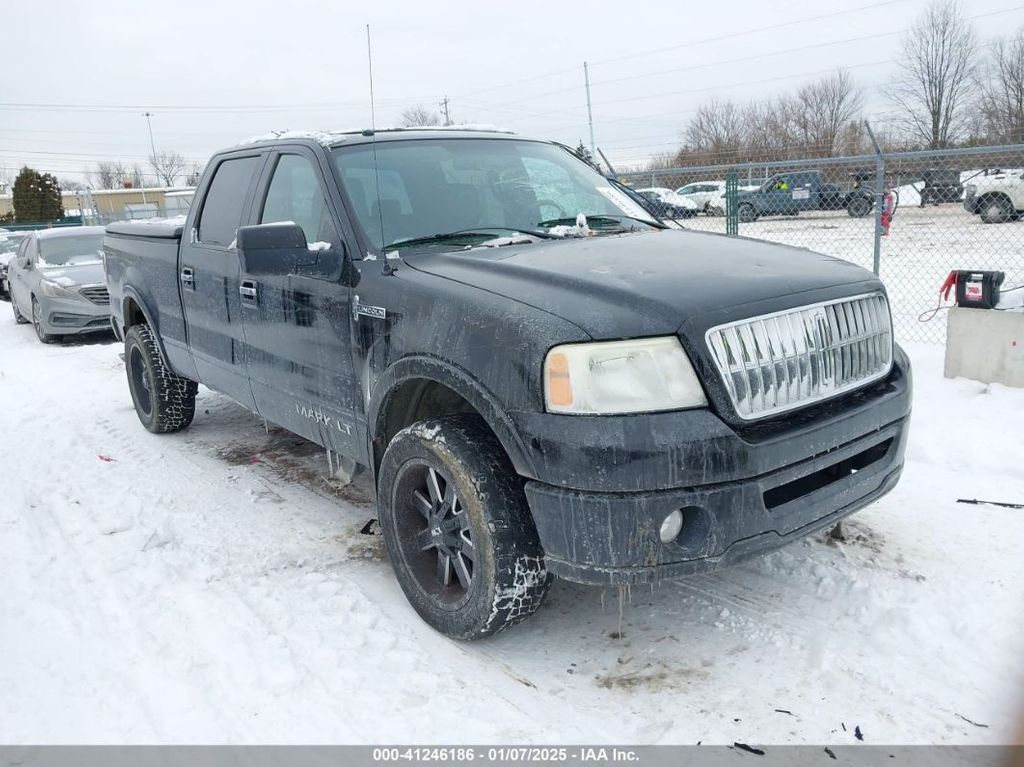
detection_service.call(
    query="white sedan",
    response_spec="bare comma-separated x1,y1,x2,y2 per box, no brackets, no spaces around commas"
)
674,181,727,214
635,187,700,218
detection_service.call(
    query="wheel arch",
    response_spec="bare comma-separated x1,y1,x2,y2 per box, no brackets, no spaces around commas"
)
368,355,536,485
121,290,172,368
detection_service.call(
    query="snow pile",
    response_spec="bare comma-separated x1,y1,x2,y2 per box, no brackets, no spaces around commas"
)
0,318,1021,744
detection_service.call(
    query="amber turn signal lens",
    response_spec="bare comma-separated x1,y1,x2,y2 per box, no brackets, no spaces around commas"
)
546,352,573,407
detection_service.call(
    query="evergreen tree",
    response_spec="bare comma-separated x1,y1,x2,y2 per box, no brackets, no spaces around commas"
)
12,167,63,223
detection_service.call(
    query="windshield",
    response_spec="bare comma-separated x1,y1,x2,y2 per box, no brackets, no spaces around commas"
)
38,234,104,267
331,138,658,252
0,235,25,255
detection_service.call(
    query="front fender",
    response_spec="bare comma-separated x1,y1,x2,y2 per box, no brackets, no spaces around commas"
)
367,354,537,482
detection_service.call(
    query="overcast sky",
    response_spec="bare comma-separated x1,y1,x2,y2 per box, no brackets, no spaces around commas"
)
1,0,1020,186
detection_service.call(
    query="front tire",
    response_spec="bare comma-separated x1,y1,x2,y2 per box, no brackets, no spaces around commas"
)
31,298,57,343
738,203,757,223
979,195,1014,224
378,415,551,640
124,324,198,433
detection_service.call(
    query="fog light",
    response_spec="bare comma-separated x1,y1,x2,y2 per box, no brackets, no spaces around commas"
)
659,509,684,543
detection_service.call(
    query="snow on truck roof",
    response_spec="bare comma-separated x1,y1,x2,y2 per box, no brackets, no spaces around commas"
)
236,124,515,149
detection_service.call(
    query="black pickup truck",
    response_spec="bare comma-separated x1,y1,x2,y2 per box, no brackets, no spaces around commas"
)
104,128,911,639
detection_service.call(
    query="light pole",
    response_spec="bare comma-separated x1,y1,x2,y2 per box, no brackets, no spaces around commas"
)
142,111,157,158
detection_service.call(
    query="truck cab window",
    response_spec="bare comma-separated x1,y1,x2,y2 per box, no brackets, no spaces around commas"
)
196,156,260,247
261,154,341,277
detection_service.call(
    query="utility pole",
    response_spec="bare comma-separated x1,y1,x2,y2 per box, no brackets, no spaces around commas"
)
583,61,595,157
439,96,452,126
142,111,157,198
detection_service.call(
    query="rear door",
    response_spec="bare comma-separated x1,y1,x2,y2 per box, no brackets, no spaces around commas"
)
180,153,265,409
239,147,361,457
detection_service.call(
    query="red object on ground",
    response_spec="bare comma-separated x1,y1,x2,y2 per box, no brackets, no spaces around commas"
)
880,189,896,236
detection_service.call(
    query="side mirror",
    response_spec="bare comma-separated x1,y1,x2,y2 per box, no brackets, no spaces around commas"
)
236,223,317,277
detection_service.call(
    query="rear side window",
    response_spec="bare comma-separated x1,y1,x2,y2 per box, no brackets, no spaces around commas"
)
197,156,260,246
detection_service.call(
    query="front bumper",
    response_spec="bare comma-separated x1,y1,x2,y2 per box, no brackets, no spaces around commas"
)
518,349,912,586
39,295,112,335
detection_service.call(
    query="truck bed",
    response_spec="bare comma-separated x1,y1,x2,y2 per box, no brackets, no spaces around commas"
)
104,219,195,380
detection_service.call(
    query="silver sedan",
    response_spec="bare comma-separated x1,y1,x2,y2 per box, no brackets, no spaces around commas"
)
8,226,112,343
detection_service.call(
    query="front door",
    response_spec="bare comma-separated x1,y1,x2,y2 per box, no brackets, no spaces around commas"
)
8,237,32,316
240,149,362,459
179,153,264,410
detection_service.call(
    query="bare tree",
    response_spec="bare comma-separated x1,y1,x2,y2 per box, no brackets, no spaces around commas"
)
149,150,186,187
58,177,85,192
977,29,1024,144
886,0,977,148
784,70,863,156
742,99,790,161
684,98,745,160
398,105,442,128
183,163,205,187
90,161,126,189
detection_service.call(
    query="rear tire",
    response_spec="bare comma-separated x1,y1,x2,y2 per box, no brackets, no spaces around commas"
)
124,324,197,433
979,195,1014,224
846,195,872,218
377,414,551,640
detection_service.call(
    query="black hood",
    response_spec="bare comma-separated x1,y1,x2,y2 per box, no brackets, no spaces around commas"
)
405,229,881,339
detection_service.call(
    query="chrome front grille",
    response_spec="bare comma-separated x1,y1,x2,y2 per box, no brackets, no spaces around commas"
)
705,293,893,420
79,285,110,305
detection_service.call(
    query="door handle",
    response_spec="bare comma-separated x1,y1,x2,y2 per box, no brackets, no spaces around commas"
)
180,267,195,291
239,280,258,305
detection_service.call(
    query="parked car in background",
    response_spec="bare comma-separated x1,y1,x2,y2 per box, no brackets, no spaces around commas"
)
918,168,963,206
736,171,874,222
674,181,726,214
8,226,111,343
964,168,1024,224
635,187,699,218
0,232,27,300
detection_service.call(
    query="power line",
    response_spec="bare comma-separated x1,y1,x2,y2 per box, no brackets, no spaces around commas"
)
594,0,905,67
493,6,1022,110
452,0,909,102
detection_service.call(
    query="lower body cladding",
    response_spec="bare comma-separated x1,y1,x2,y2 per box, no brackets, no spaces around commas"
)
517,356,912,586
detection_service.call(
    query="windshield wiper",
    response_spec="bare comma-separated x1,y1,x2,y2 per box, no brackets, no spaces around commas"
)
536,213,661,230
385,227,555,251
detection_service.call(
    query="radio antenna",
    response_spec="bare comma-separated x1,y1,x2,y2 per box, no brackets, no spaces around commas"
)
366,24,392,274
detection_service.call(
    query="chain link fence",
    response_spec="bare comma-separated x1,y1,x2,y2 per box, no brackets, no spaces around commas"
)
618,144,1024,343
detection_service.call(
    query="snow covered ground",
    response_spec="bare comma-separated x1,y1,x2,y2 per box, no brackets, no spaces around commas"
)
1,312,1023,745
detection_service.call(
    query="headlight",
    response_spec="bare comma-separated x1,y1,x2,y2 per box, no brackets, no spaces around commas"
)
40,279,80,299
544,337,707,415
